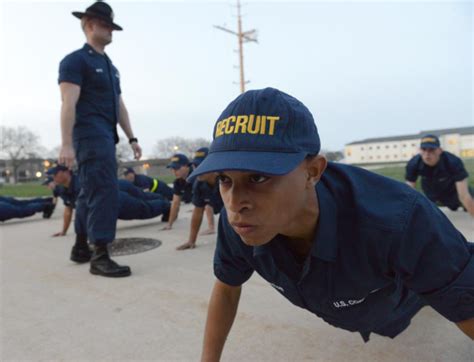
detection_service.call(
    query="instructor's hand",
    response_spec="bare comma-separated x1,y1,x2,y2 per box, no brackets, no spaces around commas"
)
59,144,75,169
52,231,66,237
131,142,142,160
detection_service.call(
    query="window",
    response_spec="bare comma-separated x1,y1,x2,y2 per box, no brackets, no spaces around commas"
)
402,144,407,148
361,156,365,160
385,145,389,149
361,147,364,151
369,146,373,150
376,146,380,149
394,155,398,158
393,145,397,148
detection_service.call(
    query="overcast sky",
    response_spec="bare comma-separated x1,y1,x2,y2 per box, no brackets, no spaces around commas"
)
0,0,472,158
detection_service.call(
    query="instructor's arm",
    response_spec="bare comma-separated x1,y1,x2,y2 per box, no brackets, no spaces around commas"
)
59,82,80,168
201,280,242,362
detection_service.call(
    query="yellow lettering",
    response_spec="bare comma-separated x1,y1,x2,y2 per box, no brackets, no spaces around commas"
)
215,120,224,137
259,116,266,135
267,116,280,135
234,115,248,134
247,114,260,134
225,116,236,134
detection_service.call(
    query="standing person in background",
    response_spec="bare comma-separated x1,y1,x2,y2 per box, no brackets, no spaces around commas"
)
405,134,474,217
58,1,142,277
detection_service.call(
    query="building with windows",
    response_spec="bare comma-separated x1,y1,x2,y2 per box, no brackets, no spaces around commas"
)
344,126,474,165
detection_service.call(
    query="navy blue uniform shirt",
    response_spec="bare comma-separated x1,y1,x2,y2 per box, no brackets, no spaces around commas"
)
57,173,81,209
58,43,121,143
173,175,193,204
406,152,468,206
192,181,223,214
214,162,474,340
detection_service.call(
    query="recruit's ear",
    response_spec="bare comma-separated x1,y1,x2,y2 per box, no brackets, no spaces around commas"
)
306,155,327,185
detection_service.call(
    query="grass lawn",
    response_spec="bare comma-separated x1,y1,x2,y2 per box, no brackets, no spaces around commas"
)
0,174,177,198
0,182,51,197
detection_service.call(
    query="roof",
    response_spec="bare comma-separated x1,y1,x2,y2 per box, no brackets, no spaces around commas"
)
347,126,474,146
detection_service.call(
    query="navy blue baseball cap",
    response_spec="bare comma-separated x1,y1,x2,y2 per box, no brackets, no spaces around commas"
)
420,134,440,149
192,147,209,166
123,167,135,175
188,87,320,181
167,153,190,170
46,164,69,175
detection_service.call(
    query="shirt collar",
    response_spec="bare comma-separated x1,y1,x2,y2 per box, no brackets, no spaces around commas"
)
252,180,338,261
310,179,338,262
83,43,107,58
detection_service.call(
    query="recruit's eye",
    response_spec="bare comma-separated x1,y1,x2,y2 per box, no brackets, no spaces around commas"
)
248,174,269,184
216,174,232,186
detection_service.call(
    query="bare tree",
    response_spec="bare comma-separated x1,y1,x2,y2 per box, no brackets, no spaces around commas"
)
153,137,211,158
0,126,43,183
116,137,134,164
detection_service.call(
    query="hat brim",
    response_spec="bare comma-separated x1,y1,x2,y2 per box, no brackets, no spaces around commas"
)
420,143,439,149
167,163,182,170
72,11,123,31
187,151,307,182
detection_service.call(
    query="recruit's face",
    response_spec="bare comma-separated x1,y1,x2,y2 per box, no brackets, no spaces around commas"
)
90,18,114,46
172,165,189,179
217,159,323,246
124,173,135,182
420,147,442,167
53,170,69,186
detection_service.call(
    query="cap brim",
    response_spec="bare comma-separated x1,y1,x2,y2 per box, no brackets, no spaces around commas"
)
187,151,307,182
167,163,181,170
71,11,123,31
420,143,439,149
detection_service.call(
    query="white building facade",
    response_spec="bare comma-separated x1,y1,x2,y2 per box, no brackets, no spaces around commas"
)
344,126,474,165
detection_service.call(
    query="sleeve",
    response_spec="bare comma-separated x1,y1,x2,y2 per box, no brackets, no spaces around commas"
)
173,179,184,197
58,53,84,86
214,211,254,287
405,157,419,182
448,156,469,182
192,181,206,208
114,66,122,95
388,195,474,322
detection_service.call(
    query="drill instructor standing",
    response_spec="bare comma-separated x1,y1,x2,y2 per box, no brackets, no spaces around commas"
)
58,1,142,277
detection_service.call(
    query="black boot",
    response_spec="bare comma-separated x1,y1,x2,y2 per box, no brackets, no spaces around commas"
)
90,245,131,278
70,234,92,263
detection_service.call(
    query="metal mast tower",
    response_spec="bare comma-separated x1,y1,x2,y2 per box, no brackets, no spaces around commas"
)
214,0,258,93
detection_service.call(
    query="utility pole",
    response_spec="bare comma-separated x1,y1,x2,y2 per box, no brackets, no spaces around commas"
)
214,0,258,93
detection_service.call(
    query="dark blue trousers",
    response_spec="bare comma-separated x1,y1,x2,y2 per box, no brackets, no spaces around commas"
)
118,191,170,220
118,179,165,201
0,196,51,221
74,137,118,245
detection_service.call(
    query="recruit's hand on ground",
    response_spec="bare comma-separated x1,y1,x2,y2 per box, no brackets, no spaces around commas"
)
161,224,172,231
59,144,75,169
52,231,66,237
176,241,196,250
200,228,215,236
131,142,142,160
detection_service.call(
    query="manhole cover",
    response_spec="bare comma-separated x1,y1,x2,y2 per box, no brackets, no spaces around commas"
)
108,237,162,256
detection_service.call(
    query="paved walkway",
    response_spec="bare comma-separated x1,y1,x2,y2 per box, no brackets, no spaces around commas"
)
1,203,473,361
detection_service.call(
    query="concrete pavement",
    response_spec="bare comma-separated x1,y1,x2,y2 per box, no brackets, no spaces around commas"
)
1,203,473,361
